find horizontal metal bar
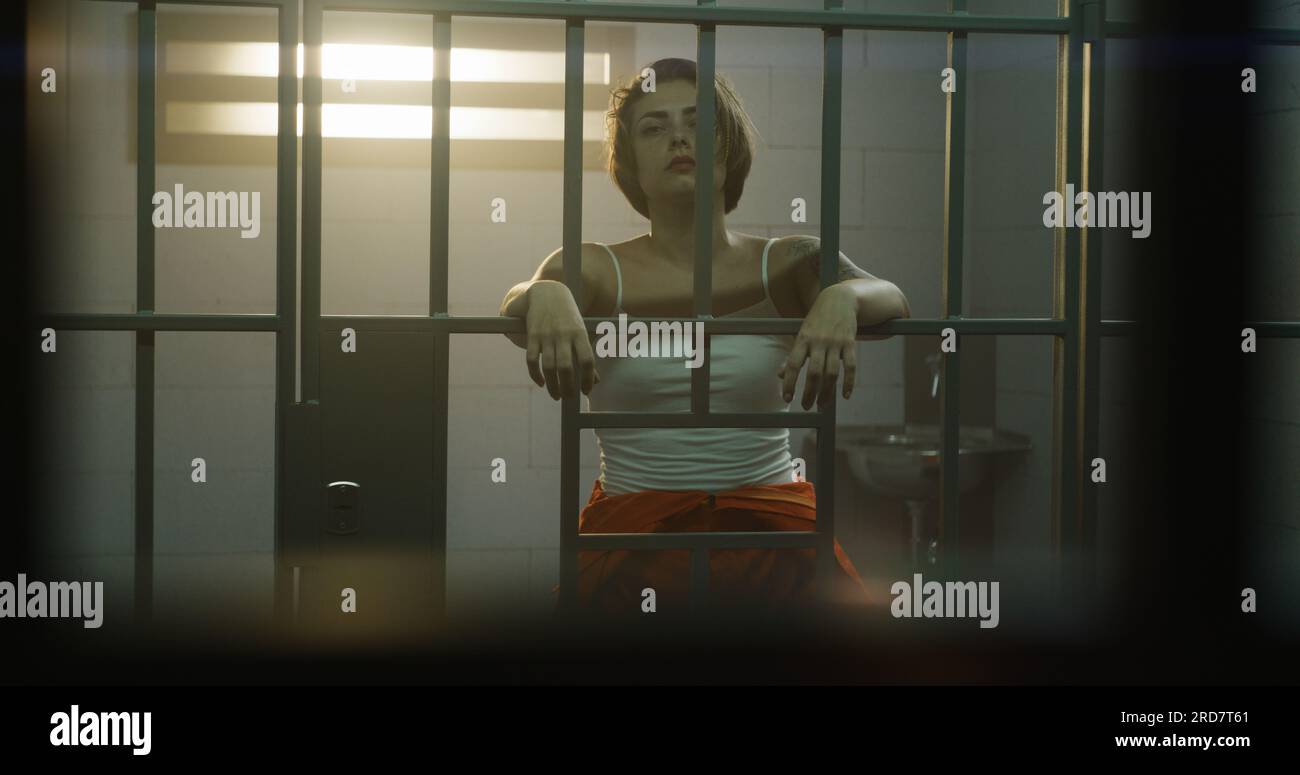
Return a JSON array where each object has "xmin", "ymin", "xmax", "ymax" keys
[
  {"xmin": 1252, "ymin": 27, "xmax": 1300, "ymax": 45},
  {"xmin": 578, "ymin": 531, "xmax": 820, "ymax": 551},
  {"xmin": 1103, "ymin": 20, "xmax": 1300, "ymax": 43},
  {"xmin": 82, "ymin": 0, "xmax": 296, "ymax": 7},
  {"xmin": 1246, "ymin": 322, "xmax": 1300, "ymax": 337},
  {"xmin": 74, "ymin": 0, "xmax": 1296, "ymax": 40},
  {"xmin": 579, "ymin": 412, "xmax": 824, "ymax": 429},
  {"xmin": 37, "ymin": 314, "xmax": 281, "ymax": 332},
  {"xmin": 308, "ymin": 0, "xmax": 1070, "ymax": 34},
  {"xmin": 313, "ymin": 316, "xmax": 1073, "ymax": 335},
  {"xmin": 1104, "ymin": 20, "xmax": 1141, "ymax": 38},
  {"xmin": 33, "ymin": 314, "xmax": 1181, "ymax": 337}
]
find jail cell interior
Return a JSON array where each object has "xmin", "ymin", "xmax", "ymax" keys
[{"xmin": 26, "ymin": 0, "xmax": 1300, "ymax": 636}]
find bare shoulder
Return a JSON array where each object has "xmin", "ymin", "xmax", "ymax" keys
[
  {"xmin": 767, "ymin": 235, "xmax": 820, "ymax": 286},
  {"xmin": 602, "ymin": 234, "xmax": 651, "ymax": 266},
  {"xmin": 535, "ymin": 241, "xmax": 619, "ymax": 315},
  {"xmin": 769, "ymin": 234, "xmax": 879, "ymax": 282},
  {"xmin": 770, "ymin": 234, "xmax": 820, "ymax": 261},
  {"xmin": 537, "ymin": 241, "xmax": 618, "ymax": 280}
]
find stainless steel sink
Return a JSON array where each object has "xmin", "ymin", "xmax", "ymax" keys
[
  {"xmin": 837, "ymin": 423, "xmax": 1033, "ymax": 501},
  {"xmin": 810, "ymin": 424, "xmax": 1032, "ymax": 569}
]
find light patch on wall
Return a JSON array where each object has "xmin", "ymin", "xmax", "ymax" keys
[
  {"xmin": 164, "ymin": 41, "xmax": 610, "ymax": 84},
  {"xmin": 164, "ymin": 101, "xmax": 609, "ymax": 141}
]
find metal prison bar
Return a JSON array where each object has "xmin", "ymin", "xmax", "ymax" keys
[{"xmin": 40, "ymin": 0, "xmax": 1300, "ymax": 621}]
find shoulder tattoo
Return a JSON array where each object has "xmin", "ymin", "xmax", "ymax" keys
[{"xmin": 791, "ymin": 237, "xmax": 861, "ymax": 283}]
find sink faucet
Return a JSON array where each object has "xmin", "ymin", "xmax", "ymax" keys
[{"xmin": 925, "ymin": 353, "xmax": 942, "ymax": 399}]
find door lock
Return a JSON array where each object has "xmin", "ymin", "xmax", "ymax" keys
[{"xmin": 325, "ymin": 480, "xmax": 361, "ymax": 535}]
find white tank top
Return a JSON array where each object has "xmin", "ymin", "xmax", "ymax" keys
[{"xmin": 585, "ymin": 237, "xmax": 797, "ymax": 495}]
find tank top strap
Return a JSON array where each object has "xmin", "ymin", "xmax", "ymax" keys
[
  {"xmin": 597, "ymin": 242, "xmax": 623, "ymax": 312},
  {"xmin": 761, "ymin": 237, "xmax": 777, "ymax": 301}
]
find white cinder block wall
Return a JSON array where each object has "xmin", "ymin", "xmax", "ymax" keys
[
  {"xmin": 963, "ymin": 23, "xmax": 1060, "ymax": 602},
  {"xmin": 31, "ymin": 1, "xmax": 283, "ymax": 632}
]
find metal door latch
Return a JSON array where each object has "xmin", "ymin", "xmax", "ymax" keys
[{"xmin": 325, "ymin": 480, "xmax": 361, "ymax": 535}]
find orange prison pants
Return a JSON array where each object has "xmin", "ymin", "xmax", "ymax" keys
[{"xmin": 558, "ymin": 478, "xmax": 869, "ymax": 613}]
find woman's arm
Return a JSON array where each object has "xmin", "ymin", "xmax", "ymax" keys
[
  {"xmin": 499, "ymin": 244, "xmax": 611, "ymax": 349},
  {"xmin": 784, "ymin": 235, "xmax": 911, "ymax": 338},
  {"xmin": 775, "ymin": 235, "xmax": 911, "ymax": 408},
  {"xmin": 499, "ymin": 244, "xmax": 612, "ymax": 399}
]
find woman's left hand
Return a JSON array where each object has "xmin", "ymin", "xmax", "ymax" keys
[{"xmin": 777, "ymin": 284, "xmax": 858, "ymax": 409}]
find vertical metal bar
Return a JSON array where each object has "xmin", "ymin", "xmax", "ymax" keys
[
  {"xmin": 292, "ymin": 564, "xmax": 301, "ymax": 621},
  {"xmin": 299, "ymin": 0, "xmax": 324, "ymax": 628},
  {"xmin": 431, "ymin": 13, "xmax": 452, "ymax": 621},
  {"xmin": 272, "ymin": 0, "xmax": 299, "ymax": 624},
  {"xmin": 1050, "ymin": 3, "xmax": 1068, "ymax": 573},
  {"xmin": 1079, "ymin": 0, "xmax": 1105, "ymax": 600},
  {"xmin": 1055, "ymin": 0, "xmax": 1084, "ymax": 591},
  {"xmin": 431, "ymin": 14, "xmax": 451, "ymax": 319},
  {"xmin": 817, "ymin": 0, "xmax": 844, "ymax": 598},
  {"xmin": 137, "ymin": 1, "xmax": 155, "ymax": 315},
  {"xmin": 691, "ymin": 1, "xmax": 717, "ymax": 607},
  {"xmin": 689, "ymin": 547, "xmax": 710, "ymax": 609},
  {"xmin": 940, "ymin": 0, "xmax": 967, "ymax": 577},
  {"xmin": 297, "ymin": 0, "xmax": 324, "ymax": 628},
  {"xmin": 692, "ymin": 9, "xmax": 717, "ymax": 416},
  {"xmin": 557, "ymin": 16, "xmax": 584, "ymax": 613},
  {"xmin": 134, "ymin": 0, "xmax": 157, "ymax": 624},
  {"xmin": 302, "ymin": 1, "xmax": 322, "ymax": 402}
]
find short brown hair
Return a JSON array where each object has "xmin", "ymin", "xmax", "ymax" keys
[{"xmin": 604, "ymin": 57, "xmax": 761, "ymax": 219}]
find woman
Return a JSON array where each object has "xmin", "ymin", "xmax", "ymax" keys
[{"xmin": 499, "ymin": 58, "xmax": 911, "ymax": 614}]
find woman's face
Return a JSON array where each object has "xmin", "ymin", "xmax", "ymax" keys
[{"xmin": 629, "ymin": 79, "xmax": 727, "ymax": 211}]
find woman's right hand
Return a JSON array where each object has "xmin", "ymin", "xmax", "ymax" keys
[{"xmin": 524, "ymin": 281, "xmax": 601, "ymax": 400}]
